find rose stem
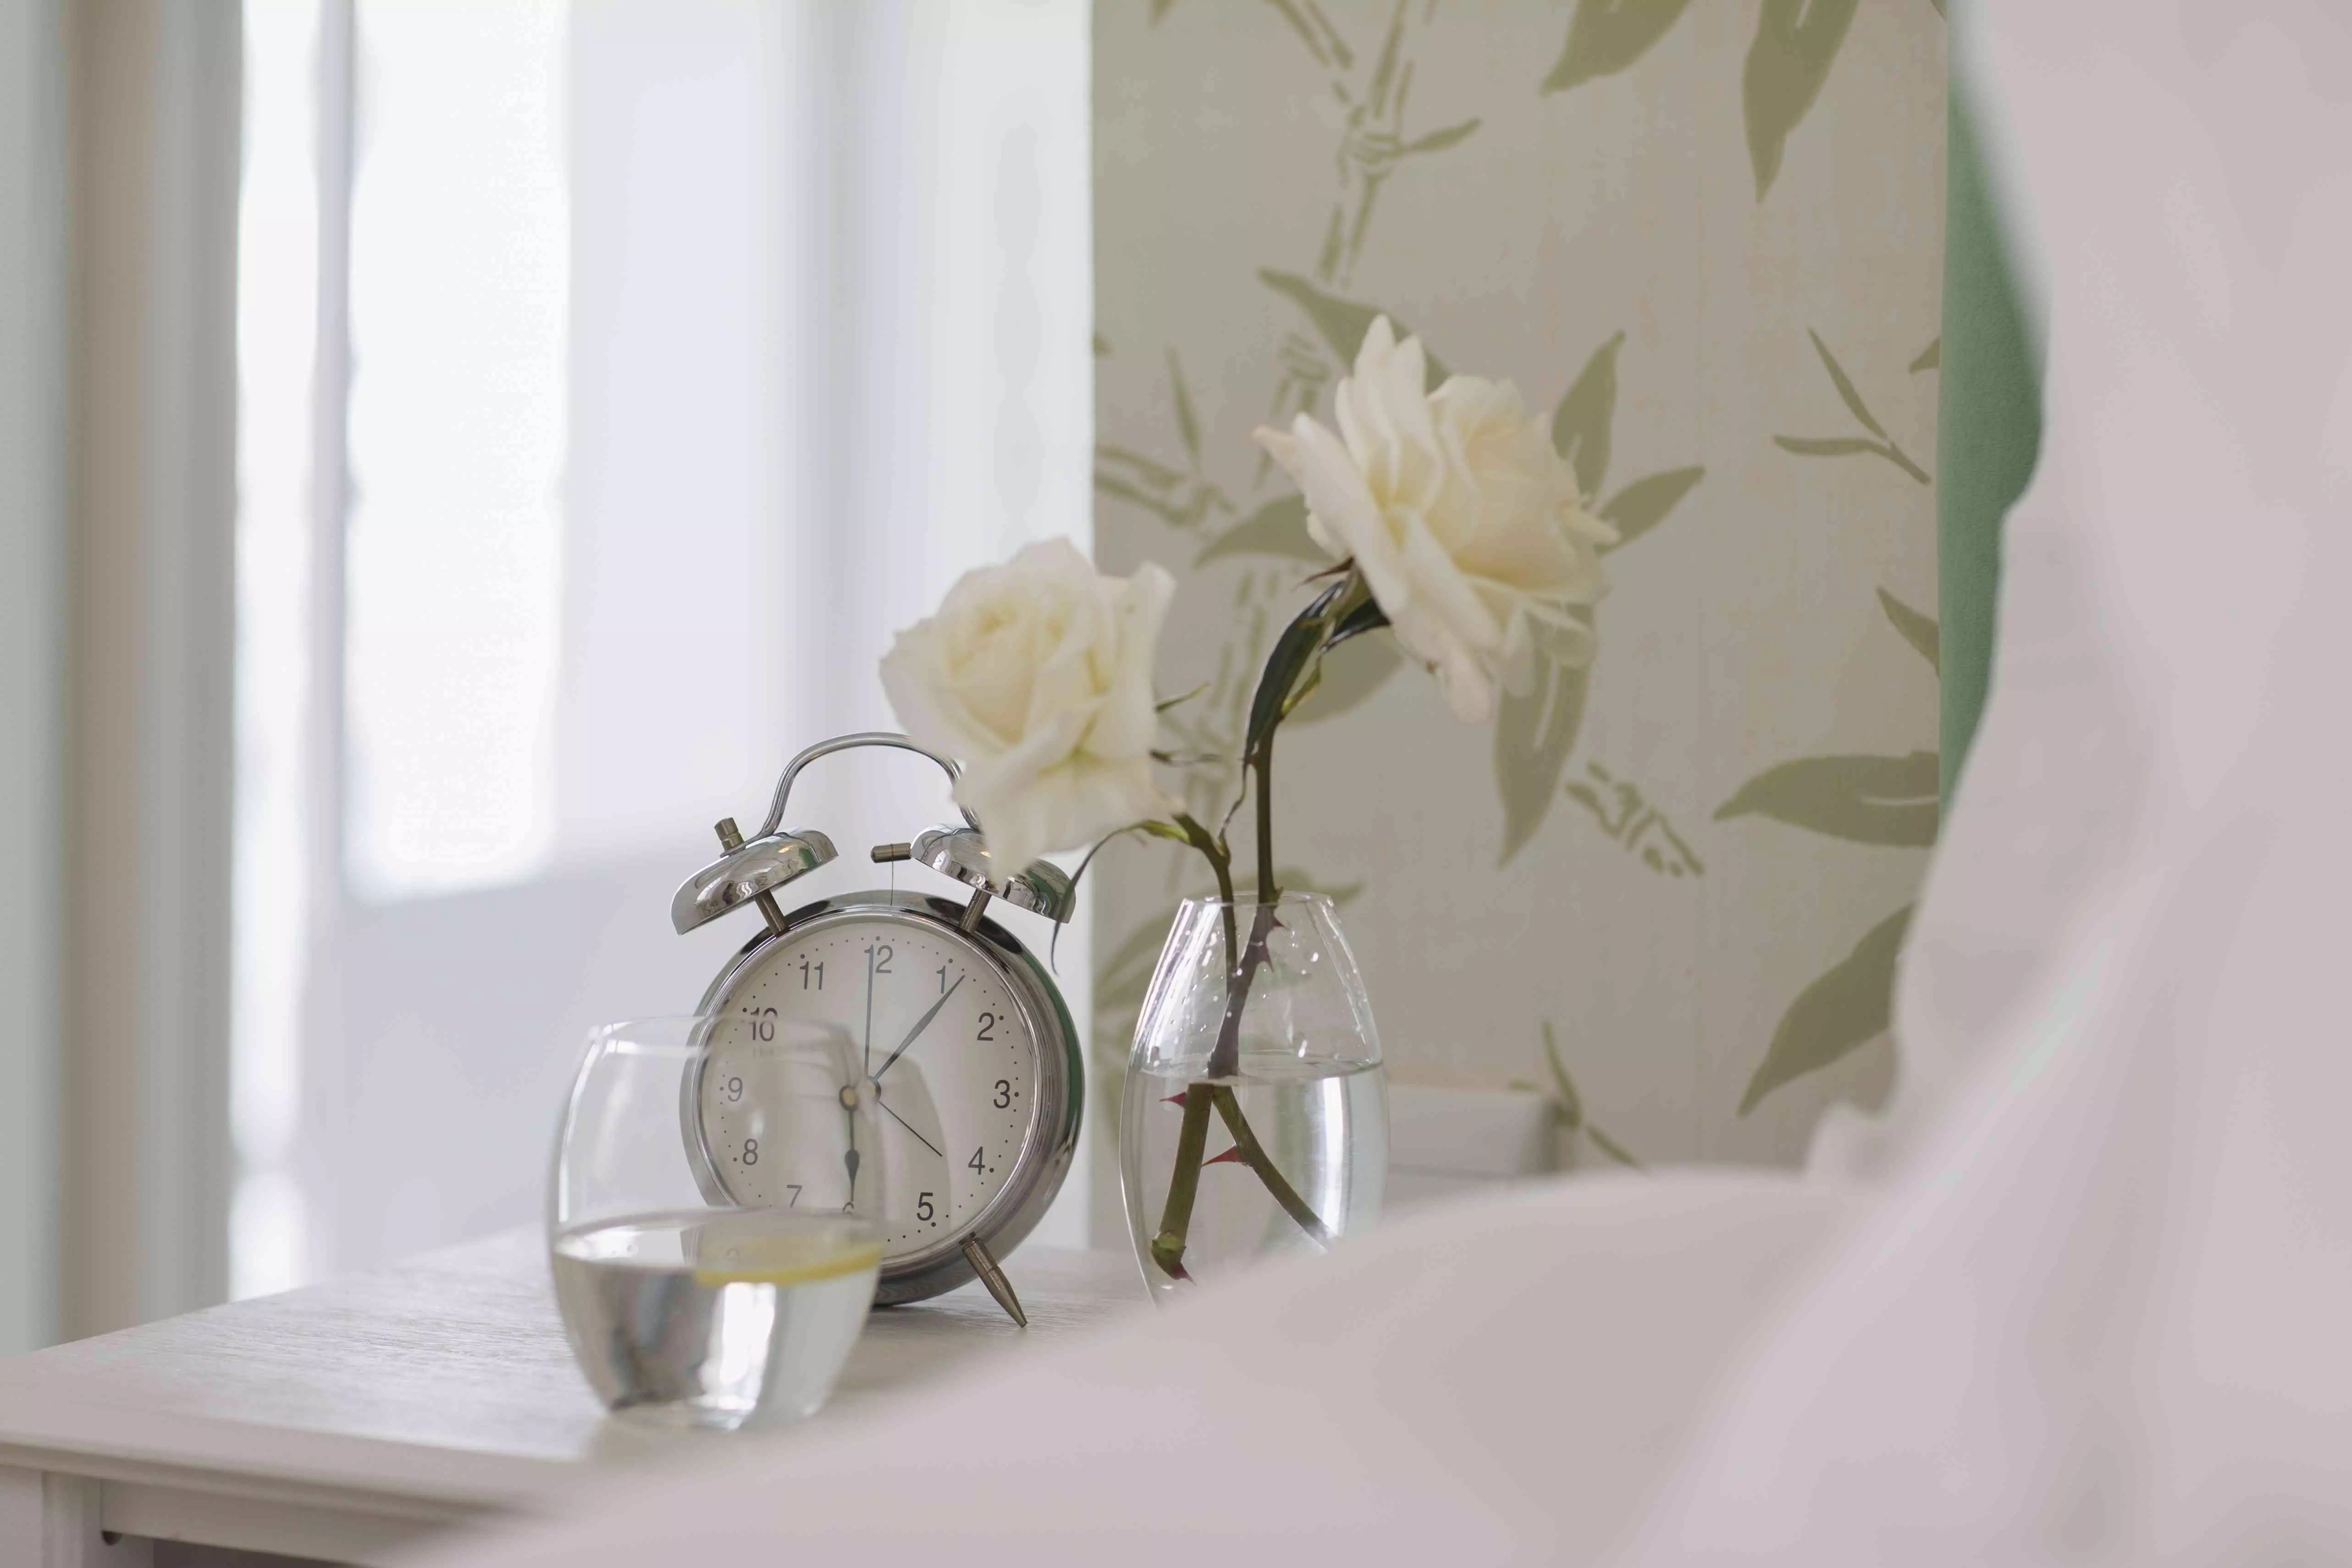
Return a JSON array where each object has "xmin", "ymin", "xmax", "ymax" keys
[
  {"xmin": 1149, "ymin": 823, "xmax": 1233, "ymax": 1281},
  {"xmin": 1150, "ymin": 672, "xmax": 1330, "ymax": 1281},
  {"xmin": 1211, "ymin": 1084, "xmax": 1331, "ymax": 1245},
  {"xmin": 1148, "ymin": 1082, "xmax": 1215, "ymax": 1279}
]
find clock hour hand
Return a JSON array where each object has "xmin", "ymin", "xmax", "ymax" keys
[
  {"xmin": 839, "ymin": 1082, "xmax": 861, "ymax": 1210},
  {"xmin": 875, "ymin": 974, "xmax": 963, "ymax": 1081}
]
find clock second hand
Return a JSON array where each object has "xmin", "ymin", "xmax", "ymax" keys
[
  {"xmin": 875, "ymin": 974, "xmax": 963, "ymax": 1082},
  {"xmin": 874, "ymin": 1095, "xmax": 943, "ymax": 1159}
]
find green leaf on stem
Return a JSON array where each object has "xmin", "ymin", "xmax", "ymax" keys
[
  {"xmin": 1739, "ymin": 903, "xmax": 1911, "ymax": 1114},
  {"xmin": 1291, "ymin": 635, "xmax": 1402, "ymax": 726},
  {"xmin": 1244, "ymin": 580, "xmax": 1347, "ymax": 765},
  {"xmin": 1326, "ymin": 595, "xmax": 1391, "ymax": 648},
  {"xmin": 1910, "ymin": 336, "xmax": 1941, "ymax": 373},
  {"xmin": 1714, "ymin": 751, "xmax": 1939, "ymax": 846}
]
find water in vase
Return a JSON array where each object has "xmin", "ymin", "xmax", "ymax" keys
[{"xmin": 1120, "ymin": 1052, "xmax": 1386, "ymax": 1300}]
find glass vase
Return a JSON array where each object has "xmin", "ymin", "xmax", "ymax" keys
[{"xmin": 1119, "ymin": 892, "xmax": 1386, "ymax": 1300}]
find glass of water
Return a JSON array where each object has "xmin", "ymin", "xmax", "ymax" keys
[{"xmin": 548, "ymin": 1016, "xmax": 881, "ymax": 1430}]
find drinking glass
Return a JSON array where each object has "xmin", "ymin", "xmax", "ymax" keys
[{"xmin": 548, "ymin": 1016, "xmax": 881, "ymax": 1430}]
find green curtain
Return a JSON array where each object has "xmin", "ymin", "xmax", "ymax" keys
[{"xmin": 1936, "ymin": 60, "xmax": 2043, "ymax": 801}]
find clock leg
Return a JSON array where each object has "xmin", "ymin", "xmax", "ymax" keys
[{"xmin": 959, "ymin": 1237, "xmax": 1027, "ymax": 1328}]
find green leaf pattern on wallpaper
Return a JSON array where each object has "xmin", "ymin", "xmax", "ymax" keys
[
  {"xmin": 1542, "ymin": 0, "xmax": 1695, "ymax": 96},
  {"xmin": 1196, "ymin": 493, "xmax": 1319, "ymax": 567},
  {"xmin": 1101, "ymin": 0, "xmax": 1943, "ymax": 1141},
  {"xmin": 1717, "ymin": 751, "xmax": 1938, "ymax": 848},
  {"xmin": 1739, "ymin": 903, "xmax": 1913, "ymax": 1115},
  {"xmin": 1722, "ymin": 329, "xmax": 1943, "ymax": 1115},
  {"xmin": 1498, "ymin": 330, "xmax": 1705, "ymax": 867},
  {"xmin": 1541, "ymin": 0, "xmax": 1863, "ymax": 209},
  {"xmin": 1744, "ymin": 0, "xmax": 1861, "ymax": 199},
  {"xmin": 1775, "ymin": 329, "xmax": 1933, "ymax": 484},
  {"xmin": 1565, "ymin": 762, "xmax": 1705, "ymax": 878},
  {"xmin": 1878, "ymin": 587, "xmax": 1939, "ymax": 671},
  {"xmin": 1257, "ymin": 271, "xmax": 1449, "ymax": 391},
  {"xmin": 1511, "ymin": 1022, "xmax": 1645, "ymax": 1168}
]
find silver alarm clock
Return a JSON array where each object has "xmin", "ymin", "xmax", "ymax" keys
[{"xmin": 669, "ymin": 732, "xmax": 1082, "ymax": 1325}]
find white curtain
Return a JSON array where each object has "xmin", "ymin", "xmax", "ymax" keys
[
  {"xmin": 1615, "ymin": 2, "xmax": 2352, "ymax": 1556},
  {"xmin": 239, "ymin": 0, "xmax": 1094, "ymax": 1291},
  {"xmin": 0, "ymin": 0, "xmax": 71, "ymax": 1356}
]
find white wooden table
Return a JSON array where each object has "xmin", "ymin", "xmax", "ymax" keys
[{"xmin": 0, "ymin": 1232, "xmax": 1140, "ymax": 1566}]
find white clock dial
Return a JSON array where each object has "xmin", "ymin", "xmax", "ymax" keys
[{"xmin": 696, "ymin": 915, "xmax": 1039, "ymax": 1261}]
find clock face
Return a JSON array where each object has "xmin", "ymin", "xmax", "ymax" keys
[{"xmin": 693, "ymin": 910, "xmax": 1042, "ymax": 1264}]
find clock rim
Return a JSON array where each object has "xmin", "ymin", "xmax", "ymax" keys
[{"xmin": 684, "ymin": 889, "xmax": 1082, "ymax": 1305}]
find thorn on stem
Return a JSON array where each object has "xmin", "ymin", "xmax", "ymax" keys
[{"xmin": 1148, "ymin": 1234, "xmax": 1192, "ymax": 1281}]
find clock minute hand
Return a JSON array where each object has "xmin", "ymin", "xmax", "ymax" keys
[{"xmin": 875, "ymin": 974, "xmax": 964, "ymax": 1081}]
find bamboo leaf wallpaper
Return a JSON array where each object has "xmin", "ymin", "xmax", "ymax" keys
[
  {"xmin": 1552, "ymin": 333, "xmax": 1623, "ymax": 500},
  {"xmin": 1877, "ymin": 588, "xmax": 1940, "ymax": 671},
  {"xmin": 1737, "ymin": 901, "xmax": 1914, "ymax": 1114},
  {"xmin": 1092, "ymin": 0, "xmax": 1945, "ymax": 1197},
  {"xmin": 1775, "ymin": 329, "xmax": 1934, "ymax": 484},
  {"xmin": 1743, "ymin": 0, "xmax": 1863, "ymax": 198},
  {"xmin": 1716, "ymin": 751, "xmax": 1941, "ymax": 847},
  {"xmin": 1542, "ymin": 0, "xmax": 1697, "ymax": 96}
]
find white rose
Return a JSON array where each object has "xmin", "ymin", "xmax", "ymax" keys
[
  {"xmin": 881, "ymin": 539, "xmax": 1176, "ymax": 877},
  {"xmin": 1254, "ymin": 316, "xmax": 1617, "ymax": 723}
]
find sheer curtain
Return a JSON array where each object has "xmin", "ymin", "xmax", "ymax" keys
[
  {"xmin": 232, "ymin": 0, "xmax": 1092, "ymax": 1296},
  {"xmin": 0, "ymin": 0, "xmax": 70, "ymax": 1355}
]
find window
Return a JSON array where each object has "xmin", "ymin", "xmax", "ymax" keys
[{"xmin": 232, "ymin": 0, "xmax": 1092, "ymax": 1296}]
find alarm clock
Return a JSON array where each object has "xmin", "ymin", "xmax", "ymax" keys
[{"xmin": 669, "ymin": 731, "xmax": 1082, "ymax": 1326}]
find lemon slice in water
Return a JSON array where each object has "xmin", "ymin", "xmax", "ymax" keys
[{"xmin": 691, "ymin": 1225, "xmax": 883, "ymax": 1288}]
